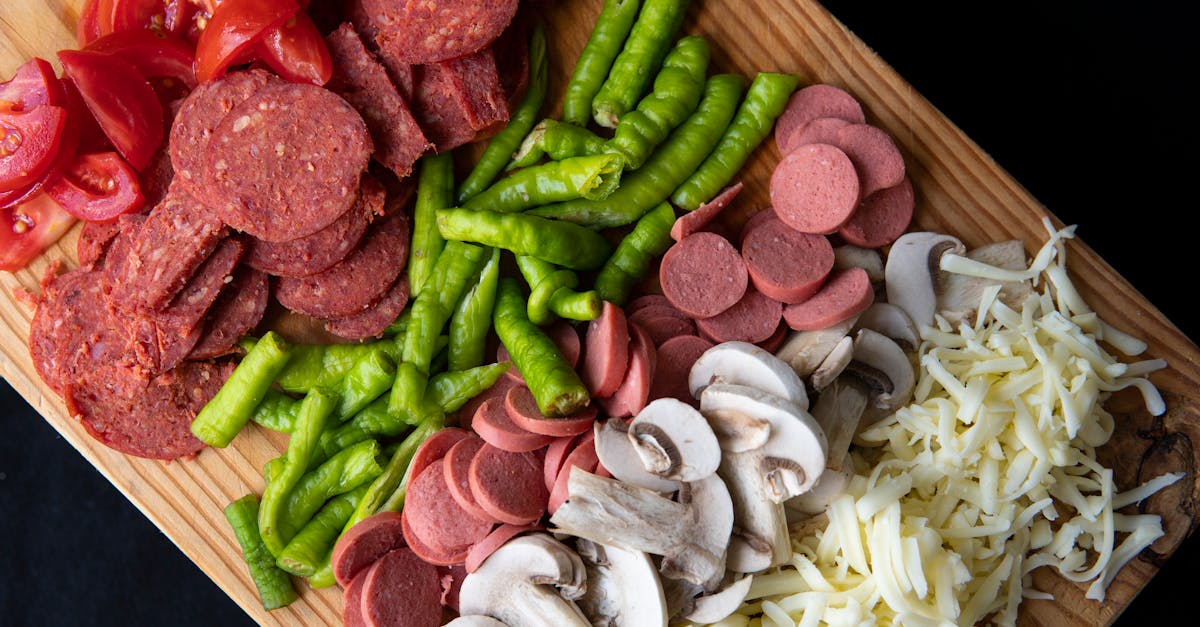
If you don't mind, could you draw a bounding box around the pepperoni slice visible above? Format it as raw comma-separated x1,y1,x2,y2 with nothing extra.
468,443,548,525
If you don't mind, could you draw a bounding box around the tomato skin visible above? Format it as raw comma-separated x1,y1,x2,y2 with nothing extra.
194,0,298,83
258,12,332,86
110,0,168,34
44,151,144,221
76,0,116,47
1,58,64,112
57,50,164,172
85,29,198,89
1,106,68,193
1,192,76,273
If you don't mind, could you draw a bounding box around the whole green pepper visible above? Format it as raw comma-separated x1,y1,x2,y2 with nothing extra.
516,255,602,325
283,439,385,534
224,495,298,610
592,0,692,128
593,202,677,304
448,247,501,372
400,241,491,375
494,278,589,417
671,72,800,210
250,388,300,433
191,331,292,448
530,74,746,228
428,362,513,414
345,416,442,529
462,154,625,211
562,0,643,126
408,153,454,296
275,339,401,395
276,485,367,578
334,346,396,420
437,208,614,270
457,23,548,204
307,563,336,589
509,119,610,169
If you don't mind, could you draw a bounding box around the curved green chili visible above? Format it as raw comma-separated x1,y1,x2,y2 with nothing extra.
283,439,385,534
449,247,501,372
562,0,643,126
191,331,292,448
516,255,602,325
509,119,609,170
530,74,746,228
671,72,800,210
408,153,454,296
275,339,401,395
438,208,614,270
276,485,367,578
457,23,548,204
593,202,677,305
400,241,490,375
224,495,297,610
592,0,692,128
334,346,396,420
428,362,513,414
463,154,625,212
494,278,589,417
307,563,336,589
346,415,442,529
250,388,300,433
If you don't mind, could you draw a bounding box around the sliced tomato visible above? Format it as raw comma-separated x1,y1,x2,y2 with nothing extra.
1,58,63,112
258,12,331,85
1,192,76,273
77,0,115,47
86,29,198,89
164,0,200,38
111,0,169,34
195,0,298,83
44,152,144,221
57,50,164,172
1,106,68,193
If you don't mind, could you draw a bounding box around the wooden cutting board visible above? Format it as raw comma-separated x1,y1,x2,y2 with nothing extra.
2,1,1197,625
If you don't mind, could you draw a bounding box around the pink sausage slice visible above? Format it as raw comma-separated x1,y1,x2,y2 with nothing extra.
403,458,495,556
400,508,471,567
505,386,598,437
659,232,747,319
332,511,407,587
438,563,467,612
471,396,555,452
360,548,443,627
758,320,789,354
465,523,541,573
543,433,586,494
738,206,781,246
625,294,674,315
770,143,860,235
468,443,549,525
631,314,697,347
579,301,630,399
670,182,744,242
835,123,906,199
648,335,715,407
695,286,783,344
407,427,472,486
838,177,915,248
548,440,600,514
742,215,835,303
775,84,866,154
783,116,851,153
782,267,875,331
628,304,691,324
443,436,501,524
454,375,520,427
343,563,372,627
597,321,657,419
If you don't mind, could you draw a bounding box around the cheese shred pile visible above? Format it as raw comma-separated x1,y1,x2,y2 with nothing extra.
722,220,1182,627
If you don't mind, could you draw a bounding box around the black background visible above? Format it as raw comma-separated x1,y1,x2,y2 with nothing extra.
1,0,1194,625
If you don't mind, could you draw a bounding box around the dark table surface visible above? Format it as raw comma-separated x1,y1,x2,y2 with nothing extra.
2,1,1195,625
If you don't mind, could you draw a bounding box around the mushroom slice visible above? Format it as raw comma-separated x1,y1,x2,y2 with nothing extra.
673,473,735,591
593,420,680,493
574,540,668,627
700,383,828,500
939,240,1033,325
774,316,857,379
787,453,855,518
809,379,869,474
847,328,915,412
681,575,754,624
853,302,920,352
833,244,885,286
445,617,509,627
689,341,809,410
721,449,790,573
629,398,722,481
884,232,965,327
810,335,854,391
458,533,590,627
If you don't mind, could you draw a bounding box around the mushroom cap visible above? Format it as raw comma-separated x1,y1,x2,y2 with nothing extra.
593,419,680,493
575,540,669,626
689,341,809,410
629,398,722,482
853,302,919,352
774,316,858,378
884,231,965,327
682,575,755,624
846,328,915,411
458,533,590,627
810,335,854,390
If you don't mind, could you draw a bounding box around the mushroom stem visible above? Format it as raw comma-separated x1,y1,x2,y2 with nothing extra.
810,378,869,472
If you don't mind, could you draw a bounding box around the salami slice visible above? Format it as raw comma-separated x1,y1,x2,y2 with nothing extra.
411,49,509,152
648,335,715,407
30,268,130,395
76,218,124,268
403,458,495,554
201,80,372,242
325,275,411,340
659,232,748,319
331,511,407,587
695,286,784,344
188,266,269,360
169,69,276,192
369,0,519,65
359,548,443,627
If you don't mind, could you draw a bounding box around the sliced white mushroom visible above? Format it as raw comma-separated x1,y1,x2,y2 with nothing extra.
787,453,854,518
682,575,754,624
593,419,680,493
773,316,858,378
833,244,885,286
458,533,589,627
628,398,721,482
853,302,920,352
574,540,668,627
809,335,854,390
939,239,1033,325
809,379,869,475
847,328,915,412
688,341,808,410
884,232,965,327
674,473,735,592
444,617,509,627
720,450,789,573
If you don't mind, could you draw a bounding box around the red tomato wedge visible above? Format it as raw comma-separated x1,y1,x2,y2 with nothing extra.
1,106,68,193
44,152,144,221
110,0,168,34
258,12,332,85
1,58,63,112
1,192,76,273
195,0,299,83
77,0,117,47
58,50,164,171
86,30,198,89
164,0,200,38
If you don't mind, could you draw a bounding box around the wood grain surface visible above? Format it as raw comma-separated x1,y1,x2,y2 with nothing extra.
2,1,1196,625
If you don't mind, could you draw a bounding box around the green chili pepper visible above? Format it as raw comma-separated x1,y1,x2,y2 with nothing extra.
563,0,643,126
607,35,710,169
191,331,291,448
428,362,513,414
516,255,602,325
672,72,800,210
592,0,691,128
463,154,625,212
509,119,610,170
276,485,367,578
437,208,614,270
494,278,589,417
530,74,746,228
400,241,490,375
275,339,401,395
283,439,385,534
334,346,396,421
258,388,340,556
307,562,336,589
346,416,442,529
449,247,501,372
408,153,454,296
457,23,548,204
593,202,677,304
224,495,298,610
250,388,299,433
